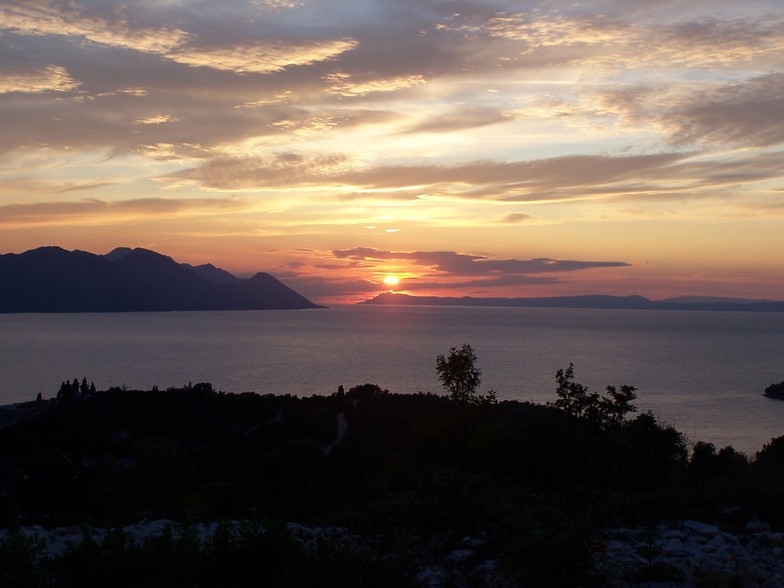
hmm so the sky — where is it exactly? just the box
[1,0,783,304]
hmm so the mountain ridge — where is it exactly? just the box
[361,292,784,313]
[0,246,322,312]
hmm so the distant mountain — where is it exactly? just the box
[660,296,769,305]
[361,292,784,313]
[0,246,323,312]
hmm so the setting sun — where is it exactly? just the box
[383,276,400,287]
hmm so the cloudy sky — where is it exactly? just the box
[1,0,783,303]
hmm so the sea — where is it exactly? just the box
[1,304,783,456]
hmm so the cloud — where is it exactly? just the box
[499,212,534,223]
[484,12,630,47]
[402,106,509,134]
[469,11,784,71]
[0,197,249,226]
[275,246,630,301]
[273,274,382,300]
[175,151,687,201]
[597,73,784,149]
[136,114,179,125]
[0,65,79,94]
[0,1,356,76]
[0,1,188,54]
[324,71,426,97]
[169,38,358,74]
[332,248,629,276]
[669,74,784,148]
[176,152,353,190]
[392,275,560,290]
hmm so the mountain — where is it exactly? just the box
[361,292,784,313]
[0,246,322,312]
[660,296,769,305]
[181,262,240,285]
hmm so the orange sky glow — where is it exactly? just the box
[1,1,783,304]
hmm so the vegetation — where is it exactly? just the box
[0,351,780,586]
[549,362,637,429]
[435,344,497,405]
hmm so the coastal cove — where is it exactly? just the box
[2,304,784,455]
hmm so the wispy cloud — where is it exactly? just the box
[0,1,188,54]
[174,152,690,202]
[333,247,629,276]
[0,197,250,226]
[169,39,358,74]
[598,73,784,148]
[0,65,79,94]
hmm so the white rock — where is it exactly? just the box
[446,548,474,561]
[705,534,727,551]
[745,520,772,534]
[683,520,720,536]
[766,532,784,546]
[462,535,484,547]
[41,539,72,558]
[20,525,46,540]
[719,530,740,545]
[662,537,683,553]
[416,566,445,587]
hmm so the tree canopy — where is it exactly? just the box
[436,344,497,405]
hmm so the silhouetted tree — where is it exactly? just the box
[550,363,636,428]
[57,380,76,401]
[436,344,497,405]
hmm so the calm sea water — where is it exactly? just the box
[2,305,784,455]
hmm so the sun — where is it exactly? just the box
[383,275,400,287]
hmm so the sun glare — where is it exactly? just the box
[383,275,400,287]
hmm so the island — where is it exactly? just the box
[764,381,784,399]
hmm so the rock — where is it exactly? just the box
[745,520,772,534]
[766,532,784,546]
[662,537,683,554]
[446,548,474,561]
[599,519,784,587]
[705,534,727,551]
[462,535,485,547]
[416,566,445,587]
[683,520,720,536]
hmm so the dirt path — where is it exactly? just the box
[324,412,348,455]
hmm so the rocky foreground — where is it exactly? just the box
[601,519,784,587]
[3,517,784,587]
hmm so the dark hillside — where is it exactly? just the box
[0,247,127,312]
[0,246,322,312]
[1,383,781,585]
[238,272,321,310]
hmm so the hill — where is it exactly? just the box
[0,246,322,312]
[362,292,784,312]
